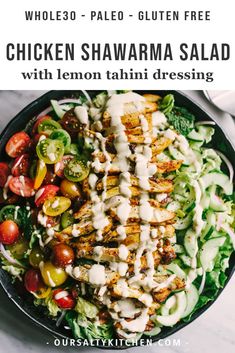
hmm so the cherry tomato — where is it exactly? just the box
[33,287,51,299]
[34,160,47,189]
[0,220,20,245]
[40,261,68,287]
[60,179,82,199]
[24,269,44,293]
[29,246,45,268]
[32,115,52,136]
[61,109,81,134]
[38,119,61,136]
[11,154,30,177]
[35,185,59,207]
[52,243,75,268]
[7,237,29,259]
[0,162,10,187]
[42,168,58,185]
[64,158,90,182]
[43,196,71,217]
[53,288,75,309]
[36,138,64,165]
[54,155,74,178]
[9,176,35,198]
[5,132,30,158]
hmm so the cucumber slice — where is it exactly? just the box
[189,140,204,151]
[168,145,190,166]
[187,129,204,142]
[200,192,210,209]
[180,254,192,267]
[181,284,199,319]
[166,201,181,212]
[202,226,215,241]
[200,172,233,195]
[184,228,198,258]
[156,292,187,327]
[184,201,196,213]
[167,263,186,279]
[175,213,193,230]
[209,194,226,212]
[161,295,176,316]
[51,100,66,119]
[197,126,214,143]
[144,326,161,336]
[200,237,226,272]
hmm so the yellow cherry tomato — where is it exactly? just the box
[34,160,47,189]
[60,179,82,199]
[33,287,52,299]
[40,261,68,287]
[43,196,71,217]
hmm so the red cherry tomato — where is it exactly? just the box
[0,220,20,245]
[32,115,52,136]
[54,155,74,178]
[9,176,35,198]
[5,132,30,158]
[24,269,44,293]
[35,185,59,207]
[52,243,75,268]
[53,288,75,309]
[42,168,58,186]
[11,154,30,177]
[0,162,11,187]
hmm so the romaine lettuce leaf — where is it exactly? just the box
[65,311,114,340]
[75,297,99,319]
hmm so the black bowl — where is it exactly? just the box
[0,90,234,349]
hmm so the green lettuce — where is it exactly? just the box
[75,297,99,319]
[1,259,25,281]
[183,235,233,322]
[65,311,114,341]
[34,294,61,317]
[93,92,108,108]
[166,106,195,136]
[159,94,174,114]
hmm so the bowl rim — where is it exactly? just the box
[0,89,234,349]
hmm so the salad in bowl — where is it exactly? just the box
[0,90,234,344]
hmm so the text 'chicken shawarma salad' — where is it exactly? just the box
[0,91,234,343]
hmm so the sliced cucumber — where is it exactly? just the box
[200,192,210,209]
[209,194,226,212]
[184,201,196,213]
[199,172,233,195]
[180,254,192,267]
[166,201,181,212]
[167,263,186,279]
[181,284,199,319]
[161,295,176,316]
[187,129,204,142]
[200,237,226,272]
[175,213,193,230]
[189,140,204,151]
[202,226,215,241]
[144,326,161,336]
[184,228,198,258]
[174,244,185,254]
[197,126,214,143]
[156,292,187,327]
[168,145,190,166]
[51,100,66,119]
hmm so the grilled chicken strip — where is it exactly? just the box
[69,265,120,286]
[96,176,173,193]
[76,224,175,246]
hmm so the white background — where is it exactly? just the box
[0,0,234,89]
